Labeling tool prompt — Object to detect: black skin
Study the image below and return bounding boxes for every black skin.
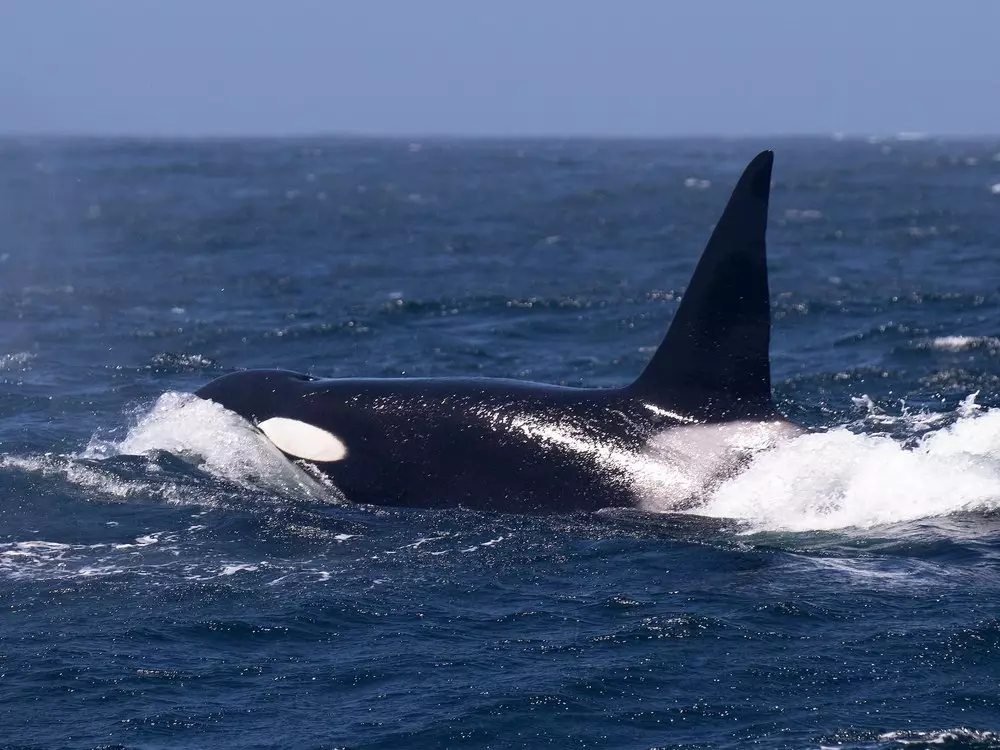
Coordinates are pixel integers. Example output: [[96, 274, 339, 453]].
[[196, 370, 691, 513]]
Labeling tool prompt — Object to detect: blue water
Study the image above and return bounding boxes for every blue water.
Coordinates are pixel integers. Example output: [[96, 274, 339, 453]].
[[2, 136, 1000, 749]]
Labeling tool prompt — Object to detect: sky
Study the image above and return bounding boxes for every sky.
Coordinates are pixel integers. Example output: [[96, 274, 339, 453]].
[[0, 0, 997, 137]]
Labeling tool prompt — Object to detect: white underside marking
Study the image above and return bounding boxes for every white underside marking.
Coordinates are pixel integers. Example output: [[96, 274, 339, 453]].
[[257, 417, 348, 462]]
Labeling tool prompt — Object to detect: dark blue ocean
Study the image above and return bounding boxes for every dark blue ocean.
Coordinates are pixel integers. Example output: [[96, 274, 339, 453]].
[[2, 136, 1000, 749]]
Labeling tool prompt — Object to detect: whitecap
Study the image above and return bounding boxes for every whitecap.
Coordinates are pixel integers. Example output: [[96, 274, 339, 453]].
[[683, 177, 711, 190], [925, 335, 1000, 352], [784, 209, 822, 221], [0, 352, 35, 371]]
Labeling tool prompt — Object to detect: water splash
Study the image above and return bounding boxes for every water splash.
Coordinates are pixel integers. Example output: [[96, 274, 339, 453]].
[[698, 395, 1000, 532], [925, 336, 1000, 352], [84, 391, 339, 502]]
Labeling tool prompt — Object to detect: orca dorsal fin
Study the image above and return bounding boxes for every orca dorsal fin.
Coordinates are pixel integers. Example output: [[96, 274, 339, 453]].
[[629, 151, 775, 421]]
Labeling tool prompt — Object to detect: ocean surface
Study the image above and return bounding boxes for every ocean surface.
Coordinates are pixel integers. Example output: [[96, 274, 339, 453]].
[[2, 136, 1000, 749]]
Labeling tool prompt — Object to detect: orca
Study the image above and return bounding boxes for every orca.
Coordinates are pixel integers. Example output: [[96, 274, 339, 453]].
[[195, 151, 802, 513]]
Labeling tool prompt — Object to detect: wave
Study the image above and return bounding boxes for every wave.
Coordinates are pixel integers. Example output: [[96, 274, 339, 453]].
[[699, 394, 1000, 531]]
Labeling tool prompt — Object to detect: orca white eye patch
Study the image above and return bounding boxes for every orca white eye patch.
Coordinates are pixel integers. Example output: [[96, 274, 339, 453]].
[[257, 417, 348, 462]]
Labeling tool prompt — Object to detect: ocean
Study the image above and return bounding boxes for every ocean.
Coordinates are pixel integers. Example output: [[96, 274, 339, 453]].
[[2, 135, 1000, 749]]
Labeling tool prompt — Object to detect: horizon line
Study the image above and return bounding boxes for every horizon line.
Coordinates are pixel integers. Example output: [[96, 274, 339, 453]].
[[2, 130, 1000, 143]]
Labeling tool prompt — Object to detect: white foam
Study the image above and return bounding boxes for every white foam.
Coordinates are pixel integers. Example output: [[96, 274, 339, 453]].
[[86, 392, 340, 501], [0, 351, 35, 371], [697, 401, 1000, 532], [926, 335, 1000, 352], [219, 563, 260, 576], [784, 208, 823, 221], [0, 531, 351, 585], [6, 393, 343, 510], [880, 729, 999, 746], [0, 453, 181, 502], [637, 420, 803, 512], [683, 177, 711, 190], [0, 536, 162, 581]]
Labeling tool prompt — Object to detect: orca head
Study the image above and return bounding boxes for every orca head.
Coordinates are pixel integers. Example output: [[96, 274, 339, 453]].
[[195, 368, 316, 424], [196, 369, 350, 463]]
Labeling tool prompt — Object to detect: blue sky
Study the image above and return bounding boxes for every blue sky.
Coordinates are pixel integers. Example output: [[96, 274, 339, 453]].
[[1, 0, 996, 136]]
